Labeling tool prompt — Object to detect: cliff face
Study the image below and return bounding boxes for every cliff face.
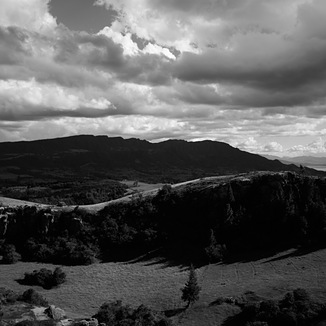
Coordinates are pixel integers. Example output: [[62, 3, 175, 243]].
[[1, 171, 326, 237], [1, 172, 326, 264]]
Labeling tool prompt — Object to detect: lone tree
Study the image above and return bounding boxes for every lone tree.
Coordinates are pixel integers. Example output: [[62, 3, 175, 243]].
[[181, 264, 201, 308]]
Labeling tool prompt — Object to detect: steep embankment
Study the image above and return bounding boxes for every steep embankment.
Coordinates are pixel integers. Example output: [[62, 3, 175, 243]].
[[1, 171, 326, 266]]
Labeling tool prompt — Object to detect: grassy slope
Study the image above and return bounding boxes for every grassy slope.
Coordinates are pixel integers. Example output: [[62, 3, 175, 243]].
[[0, 175, 233, 212], [1, 247, 326, 325]]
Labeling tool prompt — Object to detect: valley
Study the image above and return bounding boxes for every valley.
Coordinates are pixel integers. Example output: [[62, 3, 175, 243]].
[[2, 137, 326, 325], [1, 247, 326, 325]]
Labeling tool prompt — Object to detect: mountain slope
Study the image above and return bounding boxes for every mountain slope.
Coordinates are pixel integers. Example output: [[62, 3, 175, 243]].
[[0, 135, 323, 184]]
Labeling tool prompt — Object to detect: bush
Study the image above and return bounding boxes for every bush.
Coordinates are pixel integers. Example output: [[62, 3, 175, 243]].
[[225, 289, 326, 326], [93, 300, 171, 326], [21, 268, 66, 289], [20, 289, 48, 306], [1, 244, 21, 264], [14, 321, 56, 326], [0, 288, 19, 304]]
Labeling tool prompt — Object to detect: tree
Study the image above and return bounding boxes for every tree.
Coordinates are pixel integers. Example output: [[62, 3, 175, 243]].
[[1, 244, 21, 264], [181, 264, 201, 308]]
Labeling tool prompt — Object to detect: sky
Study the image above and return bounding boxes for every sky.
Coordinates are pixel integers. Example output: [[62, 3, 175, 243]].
[[1, 0, 326, 157]]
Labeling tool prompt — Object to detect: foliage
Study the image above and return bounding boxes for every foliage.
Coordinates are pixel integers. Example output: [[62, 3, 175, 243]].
[[93, 300, 172, 326], [181, 265, 201, 308], [3, 173, 326, 265], [1, 180, 127, 206], [0, 288, 48, 307], [0, 244, 21, 264], [226, 288, 326, 326], [204, 229, 227, 263], [20, 289, 48, 306], [0, 288, 19, 304], [21, 267, 66, 289], [14, 321, 56, 326]]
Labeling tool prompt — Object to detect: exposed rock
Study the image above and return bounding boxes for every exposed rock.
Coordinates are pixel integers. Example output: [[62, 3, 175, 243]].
[[45, 305, 66, 320], [39, 212, 55, 235], [32, 307, 49, 321], [70, 217, 83, 233]]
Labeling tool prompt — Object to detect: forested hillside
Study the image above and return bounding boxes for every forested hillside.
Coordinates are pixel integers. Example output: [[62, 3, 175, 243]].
[[1, 172, 326, 266], [0, 135, 322, 186]]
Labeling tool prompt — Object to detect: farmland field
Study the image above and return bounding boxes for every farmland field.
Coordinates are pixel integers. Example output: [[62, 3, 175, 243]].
[[1, 247, 326, 325]]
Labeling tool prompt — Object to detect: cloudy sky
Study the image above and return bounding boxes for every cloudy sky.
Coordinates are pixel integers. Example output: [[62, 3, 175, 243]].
[[1, 0, 326, 156]]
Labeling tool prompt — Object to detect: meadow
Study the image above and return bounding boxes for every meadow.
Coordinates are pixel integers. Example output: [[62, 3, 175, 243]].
[[1, 247, 326, 325]]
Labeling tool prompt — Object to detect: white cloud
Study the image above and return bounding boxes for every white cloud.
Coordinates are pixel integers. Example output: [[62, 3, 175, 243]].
[[0, 78, 115, 120], [98, 23, 139, 56], [0, 0, 57, 34], [287, 137, 326, 155], [142, 43, 176, 60], [235, 137, 284, 154]]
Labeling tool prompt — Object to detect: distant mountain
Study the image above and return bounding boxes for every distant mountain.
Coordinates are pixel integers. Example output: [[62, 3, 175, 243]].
[[0, 135, 324, 184], [262, 154, 326, 171]]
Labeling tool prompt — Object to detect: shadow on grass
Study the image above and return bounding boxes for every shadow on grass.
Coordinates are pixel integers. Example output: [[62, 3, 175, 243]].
[[124, 247, 207, 269], [263, 244, 326, 264], [164, 307, 186, 317], [103, 243, 326, 269], [15, 278, 53, 290], [222, 243, 326, 265], [222, 247, 291, 264]]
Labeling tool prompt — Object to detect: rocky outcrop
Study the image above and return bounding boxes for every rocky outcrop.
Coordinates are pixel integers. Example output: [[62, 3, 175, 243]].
[[44, 305, 66, 320]]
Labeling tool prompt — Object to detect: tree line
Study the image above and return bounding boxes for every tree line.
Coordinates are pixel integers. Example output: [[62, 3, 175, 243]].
[[1, 173, 326, 265]]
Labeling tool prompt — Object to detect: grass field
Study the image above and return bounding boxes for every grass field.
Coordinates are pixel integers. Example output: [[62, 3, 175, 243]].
[[1, 247, 326, 325]]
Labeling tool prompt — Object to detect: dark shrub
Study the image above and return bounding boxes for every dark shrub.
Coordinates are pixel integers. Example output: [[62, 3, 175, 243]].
[[1, 244, 21, 264], [225, 289, 326, 326], [94, 301, 132, 325], [14, 321, 57, 326], [52, 268, 66, 285], [0, 288, 19, 304], [14, 321, 38, 326], [93, 300, 171, 326], [20, 289, 48, 306], [21, 268, 66, 289]]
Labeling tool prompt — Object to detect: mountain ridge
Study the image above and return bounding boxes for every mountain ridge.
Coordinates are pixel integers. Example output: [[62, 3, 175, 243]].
[[0, 135, 324, 184]]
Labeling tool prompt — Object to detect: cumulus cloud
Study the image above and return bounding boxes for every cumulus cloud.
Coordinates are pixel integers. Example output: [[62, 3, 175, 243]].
[[287, 138, 326, 155], [235, 137, 284, 154], [1, 0, 326, 156], [0, 0, 57, 33]]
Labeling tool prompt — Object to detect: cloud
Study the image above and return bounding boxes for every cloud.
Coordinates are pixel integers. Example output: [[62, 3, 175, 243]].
[[0, 0, 57, 33], [235, 137, 284, 154], [0, 79, 116, 121], [1, 0, 326, 157], [287, 137, 326, 155]]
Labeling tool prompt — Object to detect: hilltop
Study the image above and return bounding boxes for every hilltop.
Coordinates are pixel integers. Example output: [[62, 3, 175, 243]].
[[0, 135, 323, 186]]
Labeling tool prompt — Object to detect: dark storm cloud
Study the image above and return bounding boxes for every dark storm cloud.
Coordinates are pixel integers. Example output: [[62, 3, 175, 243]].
[[173, 42, 326, 92], [0, 103, 117, 121], [54, 28, 125, 69]]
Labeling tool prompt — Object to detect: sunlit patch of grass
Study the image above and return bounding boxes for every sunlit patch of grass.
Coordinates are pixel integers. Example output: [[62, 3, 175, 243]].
[[1, 248, 326, 325]]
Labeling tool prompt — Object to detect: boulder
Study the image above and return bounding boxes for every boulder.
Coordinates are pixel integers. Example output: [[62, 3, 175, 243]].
[[45, 305, 66, 320]]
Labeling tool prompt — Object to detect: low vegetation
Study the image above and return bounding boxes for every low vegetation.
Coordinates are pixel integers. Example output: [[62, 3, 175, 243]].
[[0, 287, 48, 306], [93, 300, 172, 326], [0, 243, 21, 264], [19, 267, 66, 289], [225, 288, 326, 326], [1, 180, 127, 206], [2, 172, 326, 265]]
